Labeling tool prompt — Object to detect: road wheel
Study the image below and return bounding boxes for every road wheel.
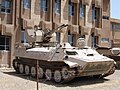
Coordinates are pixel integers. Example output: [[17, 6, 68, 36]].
[[31, 67, 36, 77], [13, 61, 18, 68], [38, 67, 44, 79], [19, 64, 24, 74], [62, 67, 69, 80], [54, 70, 62, 83], [25, 65, 30, 75], [45, 69, 52, 80]]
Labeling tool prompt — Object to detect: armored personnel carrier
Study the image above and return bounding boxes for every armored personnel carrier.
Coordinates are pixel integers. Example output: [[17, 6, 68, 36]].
[[13, 24, 115, 83], [97, 47, 120, 68]]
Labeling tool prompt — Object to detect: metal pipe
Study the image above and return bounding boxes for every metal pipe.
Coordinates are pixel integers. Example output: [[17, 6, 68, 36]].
[[36, 59, 39, 90]]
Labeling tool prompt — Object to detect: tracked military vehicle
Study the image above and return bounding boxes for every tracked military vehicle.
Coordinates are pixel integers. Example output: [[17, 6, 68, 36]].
[[13, 24, 115, 83], [97, 47, 120, 68]]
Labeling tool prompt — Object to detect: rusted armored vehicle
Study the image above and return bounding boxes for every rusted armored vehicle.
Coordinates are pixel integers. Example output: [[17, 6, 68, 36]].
[[13, 24, 115, 83]]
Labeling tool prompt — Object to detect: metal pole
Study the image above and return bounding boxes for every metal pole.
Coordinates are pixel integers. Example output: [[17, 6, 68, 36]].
[[36, 60, 39, 90]]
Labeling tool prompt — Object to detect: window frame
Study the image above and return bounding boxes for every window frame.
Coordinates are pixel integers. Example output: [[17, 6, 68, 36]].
[[80, 3, 85, 18], [23, 0, 31, 9], [92, 5, 95, 20], [68, 1, 75, 16], [68, 31, 74, 46], [102, 16, 109, 20], [56, 32, 61, 44], [21, 30, 27, 43], [54, 0, 60, 14], [92, 5, 100, 21], [0, 35, 10, 51], [101, 38, 109, 42], [40, 0, 48, 12], [114, 24, 120, 31], [1, 0, 11, 14]]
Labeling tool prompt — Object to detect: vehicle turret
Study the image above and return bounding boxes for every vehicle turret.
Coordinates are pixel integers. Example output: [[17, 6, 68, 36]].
[[25, 24, 68, 46]]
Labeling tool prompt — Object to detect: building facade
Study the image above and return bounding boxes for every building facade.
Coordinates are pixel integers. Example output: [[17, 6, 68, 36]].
[[0, 0, 112, 67], [110, 18, 120, 47]]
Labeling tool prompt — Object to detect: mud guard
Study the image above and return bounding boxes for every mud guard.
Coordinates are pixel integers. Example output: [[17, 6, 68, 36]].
[[64, 60, 79, 68]]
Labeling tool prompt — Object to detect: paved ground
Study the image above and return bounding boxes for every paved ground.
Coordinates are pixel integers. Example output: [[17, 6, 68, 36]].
[[0, 68, 120, 90]]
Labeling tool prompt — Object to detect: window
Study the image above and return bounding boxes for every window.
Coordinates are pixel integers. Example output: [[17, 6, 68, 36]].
[[114, 24, 120, 31], [0, 35, 10, 50], [92, 5, 99, 20], [21, 30, 26, 43], [68, 1, 75, 16], [1, 0, 11, 13], [23, 0, 31, 9], [102, 16, 109, 20], [110, 23, 113, 31], [68, 31, 74, 46], [92, 5, 95, 20], [56, 32, 60, 44], [54, 0, 60, 14], [101, 38, 109, 42], [91, 35, 98, 48], [41, 0, 48, 11], [80, 3, 85, 18]]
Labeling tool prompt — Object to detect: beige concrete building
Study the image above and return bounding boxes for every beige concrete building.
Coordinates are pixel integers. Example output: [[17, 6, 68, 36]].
[[0, 0, 16, 67], [0, 0, 112, 67], [110, 18, 120, 47]]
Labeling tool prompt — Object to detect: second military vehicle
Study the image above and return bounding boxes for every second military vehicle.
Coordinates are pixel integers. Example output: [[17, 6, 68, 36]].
[[97, 47, 120, 68]]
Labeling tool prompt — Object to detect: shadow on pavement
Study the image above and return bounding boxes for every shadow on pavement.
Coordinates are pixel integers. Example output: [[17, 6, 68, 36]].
[[3, 69, 110, 88]]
